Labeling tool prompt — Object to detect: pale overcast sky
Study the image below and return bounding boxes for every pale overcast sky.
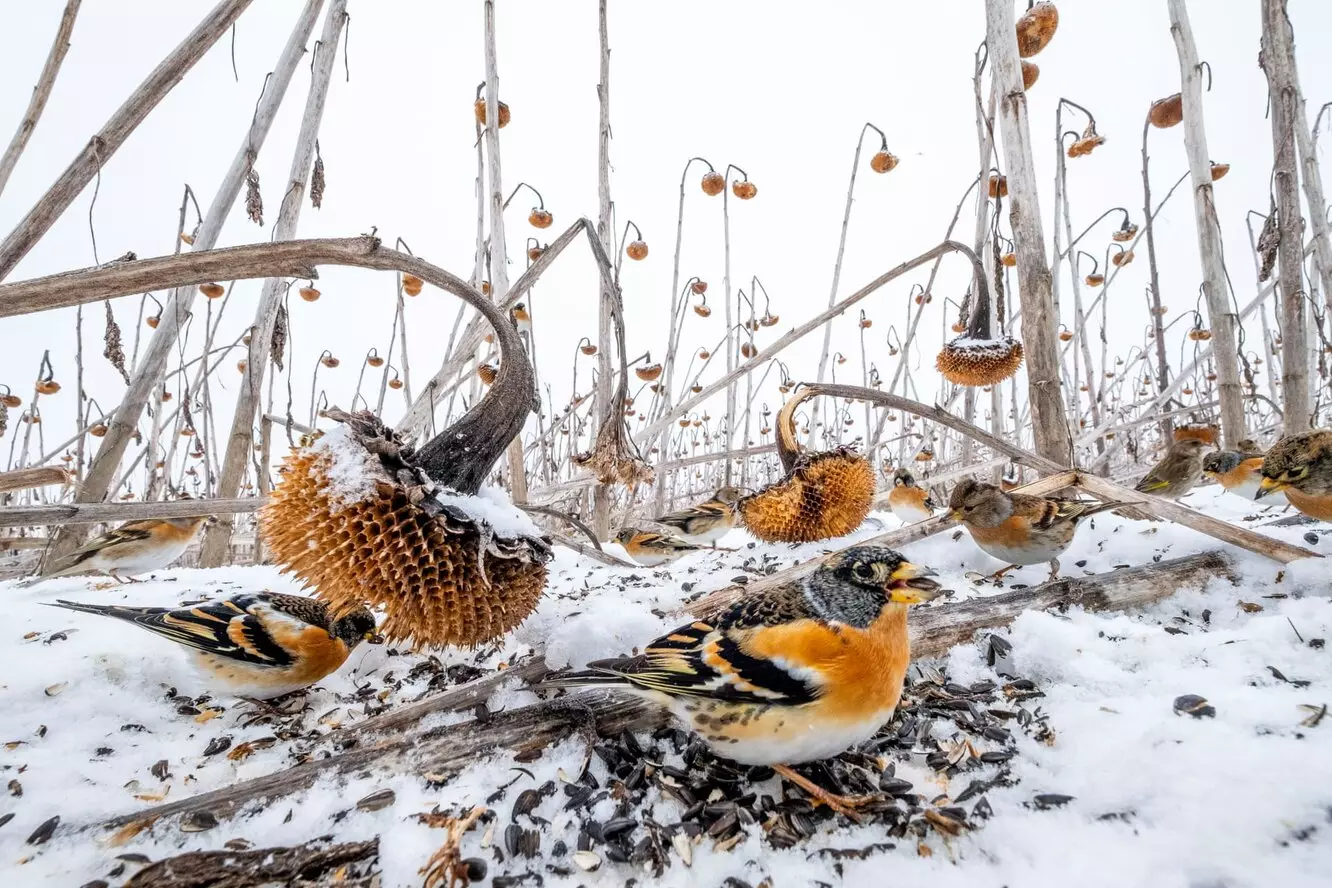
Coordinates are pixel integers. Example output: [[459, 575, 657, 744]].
[[1, 2, 1329, 481]]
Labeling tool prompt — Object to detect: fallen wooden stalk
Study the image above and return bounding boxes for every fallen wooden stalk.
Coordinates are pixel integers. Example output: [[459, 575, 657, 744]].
[[0, 466, 71, 493], [94, 550, 1232, 833], [0, 497, 264, 528]]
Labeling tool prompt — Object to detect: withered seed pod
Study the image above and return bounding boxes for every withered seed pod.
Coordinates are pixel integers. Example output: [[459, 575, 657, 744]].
[[1021, 61, 1039, 90], [740, 342, 757, 358], [1000, 252, 1017, 267], [1149, 94, 1184, 129], [300, 286, 321, 303], [529, 208, 553, 230], [732, 180, 758, 200], [1016, 1, 1059, 58], [262, 269, 550, 649], [473, 98, 511, 128], [477, 362, 499, 386], [1111, 223, 1138, 243], [35, 380, 61, 396], [690, 382, 703, 393], [1210, 162, 1230, 181], [388, 377, 404, 390], [367, 354, 385, 368], [694, 303, 712, 318], [870, 150, 899, 173], [690, 280, 708, 295], [580, 339, 598, 356], [760, 313, 779, 327], [700, 171, 725, 196], [320, 355, 340, 369], [737, 388, 874, 544], [1111, 250, 1135, 267], [625, 240, 648, 261], [237, 359, 248, 373], [402, 274, 424, 296], [527, 244, 545, 261], [146, 315, 160, 329], [988, 174, 1008, 198], [200, 283, 225, 299], [482, 281, 492, 296], [0, 394, 20, 409], [89, 423, 108, 438], [635, 363, 663, 382]]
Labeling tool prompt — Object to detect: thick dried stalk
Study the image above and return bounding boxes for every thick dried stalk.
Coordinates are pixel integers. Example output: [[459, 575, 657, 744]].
[[0, 466, 71, 494], [43, 0, 324, 562], [198, 0, 348, 567], [0, 497, 261, 528], [1261, 0, 1311, 429], [1168, 0, 1246, 446], [0, 0, 82, 199], [984, 0, 1070, 464], [1290, 93, 1332, 319], [592, 0, 612, 534], [0, 0, 254, 281]]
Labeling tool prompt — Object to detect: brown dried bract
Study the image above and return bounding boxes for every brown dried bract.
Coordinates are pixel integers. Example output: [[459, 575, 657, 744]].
[[1016, 2, 1059, 58], [1149, 94, 1183, 129]]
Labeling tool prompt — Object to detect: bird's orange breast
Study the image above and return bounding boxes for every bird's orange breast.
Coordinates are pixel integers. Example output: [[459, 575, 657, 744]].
[[1216, 460, 1261, 490], [966, 514, 1032, 548], [1286, 487, 1332, 521], [742, 606, 910, 722]]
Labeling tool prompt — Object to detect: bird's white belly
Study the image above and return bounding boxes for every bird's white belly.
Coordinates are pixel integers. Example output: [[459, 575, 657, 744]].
[[973, 538, 1066, 566], [1226, 478, 1285, 504], [891, 502, 933, 524], [91, 539, 191, 575], [631, 550, 674, 567], [682, 523, 731, 546], [667, 697, 893, 765]]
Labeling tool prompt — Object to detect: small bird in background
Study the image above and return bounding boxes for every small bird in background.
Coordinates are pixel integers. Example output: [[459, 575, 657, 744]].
[[949, 479, 1117, 581], [654, 486, 742, 546], [511, 302, 532, 336], [886, 470, 937, 524], [1257, 429, 1332, 520], [32, 516, 210, 584], [1237, 438, 1266, 459], [46, 593, 380, 699], [1134, 438, 1210, 500], [614, 528, 703, 567], [543, 545, 941, 819], [1203, 450, 1284, 504]]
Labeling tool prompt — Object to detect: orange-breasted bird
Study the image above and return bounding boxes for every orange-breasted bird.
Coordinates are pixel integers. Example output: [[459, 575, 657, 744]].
[[1256, 429, 1332, 520], [511, 302, 532, 335], [614, 528, 704, 566], [654, 486, 741, 546], [545, 545, 940, 818], [949, 479, 1117, 581], [45, 593, 380, 699], [33, 517, 209, 584], [1134, 438, 1210, 500], [887, 470, 937, 524], [1203, 450, 1285, 504]]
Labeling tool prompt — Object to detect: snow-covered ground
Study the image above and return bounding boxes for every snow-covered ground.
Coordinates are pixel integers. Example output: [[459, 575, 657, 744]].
[[2, 485, 1330, 886]]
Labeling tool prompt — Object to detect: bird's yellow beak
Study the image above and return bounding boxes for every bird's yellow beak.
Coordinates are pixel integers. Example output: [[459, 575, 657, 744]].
[[887, 562, 942, 604], [366, 632, 385, 645], [1255, 476, 1289, 499], [947, 508, 963, 522]]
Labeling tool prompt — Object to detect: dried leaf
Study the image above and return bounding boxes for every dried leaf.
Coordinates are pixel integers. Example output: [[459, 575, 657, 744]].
[[102, 301, 129, 384], [311, 141, 325, 209], [271, 303, 287, 371], [245, 162, 264, 226], [1257, 207, 1280, 282]]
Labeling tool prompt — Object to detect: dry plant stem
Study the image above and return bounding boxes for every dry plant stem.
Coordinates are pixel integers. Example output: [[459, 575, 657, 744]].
[[0, 236, 535, 495], [479, 0, 528, 505], [0, 497, 262, 528], [42, 0, 324, 559], [1140, 119, 1173, 431], [1168, 0, 1246, 446], [1246, 216, 1284, 408], [1288, 87, 1332, 319], [985, 0, 1070, 465], [1261, 0, 1311, 430], [0, 467, 70, 494], [199, 0, 348, 567], [0, 0, 254, 281], [93, 547, 1228, 834], [592, 0, 612, 534], [0, 0, 82, 199]]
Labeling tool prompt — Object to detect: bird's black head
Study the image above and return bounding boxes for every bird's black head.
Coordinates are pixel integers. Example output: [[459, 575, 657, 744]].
[[333, 607, 381, 648], [1202, 450, 1243, 476], [893, 469, 916, 488], [810, 546, 940, 627]]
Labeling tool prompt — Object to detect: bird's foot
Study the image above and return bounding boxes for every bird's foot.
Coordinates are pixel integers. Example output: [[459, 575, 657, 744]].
[[985, 564, 1019, 584], [773, 764, 875, 824], [1046, 559, 1061, 583]]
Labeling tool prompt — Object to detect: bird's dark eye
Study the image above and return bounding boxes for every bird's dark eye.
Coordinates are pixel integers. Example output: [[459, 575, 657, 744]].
[[854, 562, 875, 579], [964, 505, 975, 513]]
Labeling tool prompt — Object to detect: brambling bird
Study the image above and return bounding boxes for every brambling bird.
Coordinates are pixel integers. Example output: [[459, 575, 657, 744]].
[[886, 470, 937, 524], [949, 479, 1117, 581], [547, 545, 941, 818], [1256, 429, 1332, 520], [33, 516, 209, 584], [511, 302, 532, 335], [653, 486, 741, 546], [614, 528, 704, 567], [1203, 450, 1285, 504], [45, 593, 380, 699], [1134, 438, 1210, 500], [1237, 438, 1266, 459]]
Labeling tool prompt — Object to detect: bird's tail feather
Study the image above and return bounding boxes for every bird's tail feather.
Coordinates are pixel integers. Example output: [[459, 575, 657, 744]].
[[534, 668, 631, 692], [42, 600, 145, 622]]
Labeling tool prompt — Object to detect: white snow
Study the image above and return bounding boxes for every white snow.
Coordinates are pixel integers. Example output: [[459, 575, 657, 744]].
[[311, 424, 384, 507], [2, 485, 1330, 885], [436, 484, 545, 539]]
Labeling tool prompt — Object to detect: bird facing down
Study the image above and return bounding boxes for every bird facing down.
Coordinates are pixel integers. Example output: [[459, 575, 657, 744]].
[[615, 528, 704, 566], [1134, 438, 1210, 500], [547, 545, 940, 818], [887, 470, 937, 524], [1257, 429, 1332, 520], [46, 593, 379, 699], [35, 516, 209, 584], [1203, 450, 1284, 504], [948, 479, 1117, 581], [654, 486, 742, 547]]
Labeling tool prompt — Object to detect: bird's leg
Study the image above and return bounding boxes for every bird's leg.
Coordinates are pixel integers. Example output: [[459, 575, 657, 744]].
[[1046, 559, 1061, 583], [772, 764, 875, 823], [985, 564, 1019, 584]]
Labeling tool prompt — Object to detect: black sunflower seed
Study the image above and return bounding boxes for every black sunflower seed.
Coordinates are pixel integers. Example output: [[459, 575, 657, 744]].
[[1033, 793, 1074, 810], [1172, 694, 1216, 718], [512, 789, 542, 821], [601, 817, 638, 840], [356, 789, 395, 812], [463, 858, 488, 881], [0, 813, 13, 829], [202, 736, 232, 756], [151, 760, 171, 781], [180, 811, 218, 832], [27, 816, 59, 845]]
